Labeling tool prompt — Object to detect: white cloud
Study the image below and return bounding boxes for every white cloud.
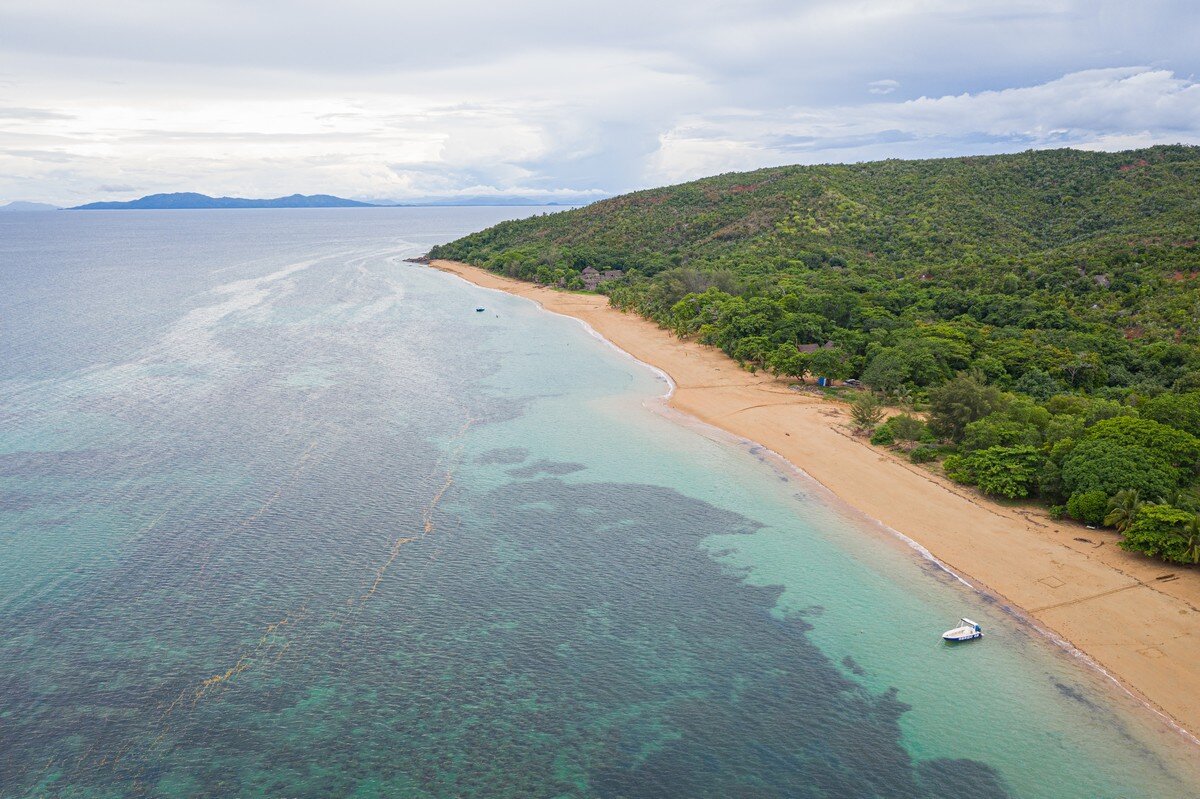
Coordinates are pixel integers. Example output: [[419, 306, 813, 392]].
[[0, 2, 1198, 203], [867, 80, 900, 96], [648, 67, 1200, 182]]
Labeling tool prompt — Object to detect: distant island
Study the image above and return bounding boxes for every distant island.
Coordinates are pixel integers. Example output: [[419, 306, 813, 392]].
[[0, 201, 60, 212], [69, 192, 377, 210], [61, 192, 591, 210]]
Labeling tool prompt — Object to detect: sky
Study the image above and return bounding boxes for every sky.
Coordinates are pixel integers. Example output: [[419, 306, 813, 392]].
[[1, 0, 1199, 205]]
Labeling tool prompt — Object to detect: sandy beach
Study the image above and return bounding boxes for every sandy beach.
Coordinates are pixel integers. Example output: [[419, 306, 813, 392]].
[[430, 258, 1200, 742]]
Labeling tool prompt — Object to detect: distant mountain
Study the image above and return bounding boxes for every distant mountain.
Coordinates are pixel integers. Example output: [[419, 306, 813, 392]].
[[0, 201, 59, 212], [69, 192, 377, 210]]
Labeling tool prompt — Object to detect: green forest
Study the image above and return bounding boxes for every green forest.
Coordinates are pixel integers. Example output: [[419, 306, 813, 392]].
[[430, 145, 1200, 564]]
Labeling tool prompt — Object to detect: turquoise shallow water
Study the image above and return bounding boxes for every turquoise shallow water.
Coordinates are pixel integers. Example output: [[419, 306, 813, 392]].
[[1, 208, 1198, 798]]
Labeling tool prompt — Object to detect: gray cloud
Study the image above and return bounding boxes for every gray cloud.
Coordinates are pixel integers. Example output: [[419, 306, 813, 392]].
[[1, 1, 1198, 204]]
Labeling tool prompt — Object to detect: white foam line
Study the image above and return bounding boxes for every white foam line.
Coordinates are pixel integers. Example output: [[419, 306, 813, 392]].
[[1019, 614, 1200, 748], [643, 398, 983, 594], [650, 398, 1200, 748], [426, 265, 971, 584], [565, 316, 677, 401], [420, 263, 1200, 750], [419, 264, 678, 402], [655, 396, 1200, 749]]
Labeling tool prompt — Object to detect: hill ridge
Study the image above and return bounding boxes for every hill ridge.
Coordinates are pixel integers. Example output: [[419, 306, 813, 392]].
[[430, 144, 1200, 563], [70, 192, 377, 210]]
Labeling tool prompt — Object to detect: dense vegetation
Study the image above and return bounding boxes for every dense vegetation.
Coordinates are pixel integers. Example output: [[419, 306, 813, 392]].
[[431, 146, 1200, 564]]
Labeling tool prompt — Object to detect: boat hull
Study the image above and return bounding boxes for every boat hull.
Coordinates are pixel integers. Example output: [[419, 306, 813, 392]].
[[942, 631, 983, 642]]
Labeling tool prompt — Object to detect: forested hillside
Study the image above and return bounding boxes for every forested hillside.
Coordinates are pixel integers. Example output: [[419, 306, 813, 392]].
[[430, 146, 1200, 562]]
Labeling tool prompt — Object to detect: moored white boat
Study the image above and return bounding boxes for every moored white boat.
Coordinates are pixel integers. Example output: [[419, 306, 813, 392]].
[[942, 618, 983, 642]]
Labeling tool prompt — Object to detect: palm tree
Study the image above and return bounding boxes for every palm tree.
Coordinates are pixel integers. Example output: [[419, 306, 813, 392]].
[[1173, 488, 1199, 512], [1180, 515, 1200, 565], [1158, 488, 1184, 508], [1104, 489, 1142, 533], [890, 384, 913, 409]]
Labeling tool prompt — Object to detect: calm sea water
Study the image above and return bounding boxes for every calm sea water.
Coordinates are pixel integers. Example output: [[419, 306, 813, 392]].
[[1, 208, 1198, 798]]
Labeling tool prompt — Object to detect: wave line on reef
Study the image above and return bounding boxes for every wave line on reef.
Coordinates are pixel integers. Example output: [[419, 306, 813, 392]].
[[79, 607, 310, 790], [358, 414, 476, 603], [40, 254, 469, 789], [68, 434, 325, 783], [74, 400, 479, 786], [193, 439, 320, 581]]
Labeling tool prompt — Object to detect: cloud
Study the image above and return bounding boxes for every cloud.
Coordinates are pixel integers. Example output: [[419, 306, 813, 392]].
[[0, 106, 74, 120], [648, 67, 1200, 182], [0, 2, 1198, 203], [5, 149, 77, 163]]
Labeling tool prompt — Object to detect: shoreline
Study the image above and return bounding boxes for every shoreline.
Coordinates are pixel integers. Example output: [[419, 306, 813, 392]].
[[428, 258, 1200, 744]]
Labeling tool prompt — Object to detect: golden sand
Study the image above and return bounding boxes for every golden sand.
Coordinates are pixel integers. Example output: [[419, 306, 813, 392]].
[[431, 258, 1200, 740]]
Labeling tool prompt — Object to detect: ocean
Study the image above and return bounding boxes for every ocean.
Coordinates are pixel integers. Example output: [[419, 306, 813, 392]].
[[1, 207, 1197, 798]]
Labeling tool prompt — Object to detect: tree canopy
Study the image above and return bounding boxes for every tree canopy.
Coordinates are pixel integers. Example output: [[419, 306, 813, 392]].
[[433, 146, 1200, 406], [431, 145, 1200, 565]]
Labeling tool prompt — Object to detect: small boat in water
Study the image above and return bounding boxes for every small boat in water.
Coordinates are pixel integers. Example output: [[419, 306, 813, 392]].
[[942, 618, 983, 642], [475, 307, 486, 312]]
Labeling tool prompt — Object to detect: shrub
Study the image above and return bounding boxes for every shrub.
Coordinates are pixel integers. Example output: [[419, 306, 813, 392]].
[[942, 454, 970, 483], [1044, 396, 1135, 426], [1066, 490, 1109, 526], [849, 392, 886, 433], [910, 446, 939, 463], [1119, 505, 1197, 563], [891, 413, 926, 443], [940, 445, 1041, 498], [966, 446, 1042, 499]]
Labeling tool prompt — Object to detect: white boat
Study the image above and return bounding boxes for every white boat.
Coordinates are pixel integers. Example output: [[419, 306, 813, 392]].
[[942, 618, 983, 642]]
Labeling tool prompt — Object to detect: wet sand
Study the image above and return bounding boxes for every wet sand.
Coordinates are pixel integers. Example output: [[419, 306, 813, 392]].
[[430, 258, 1200, 742]]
